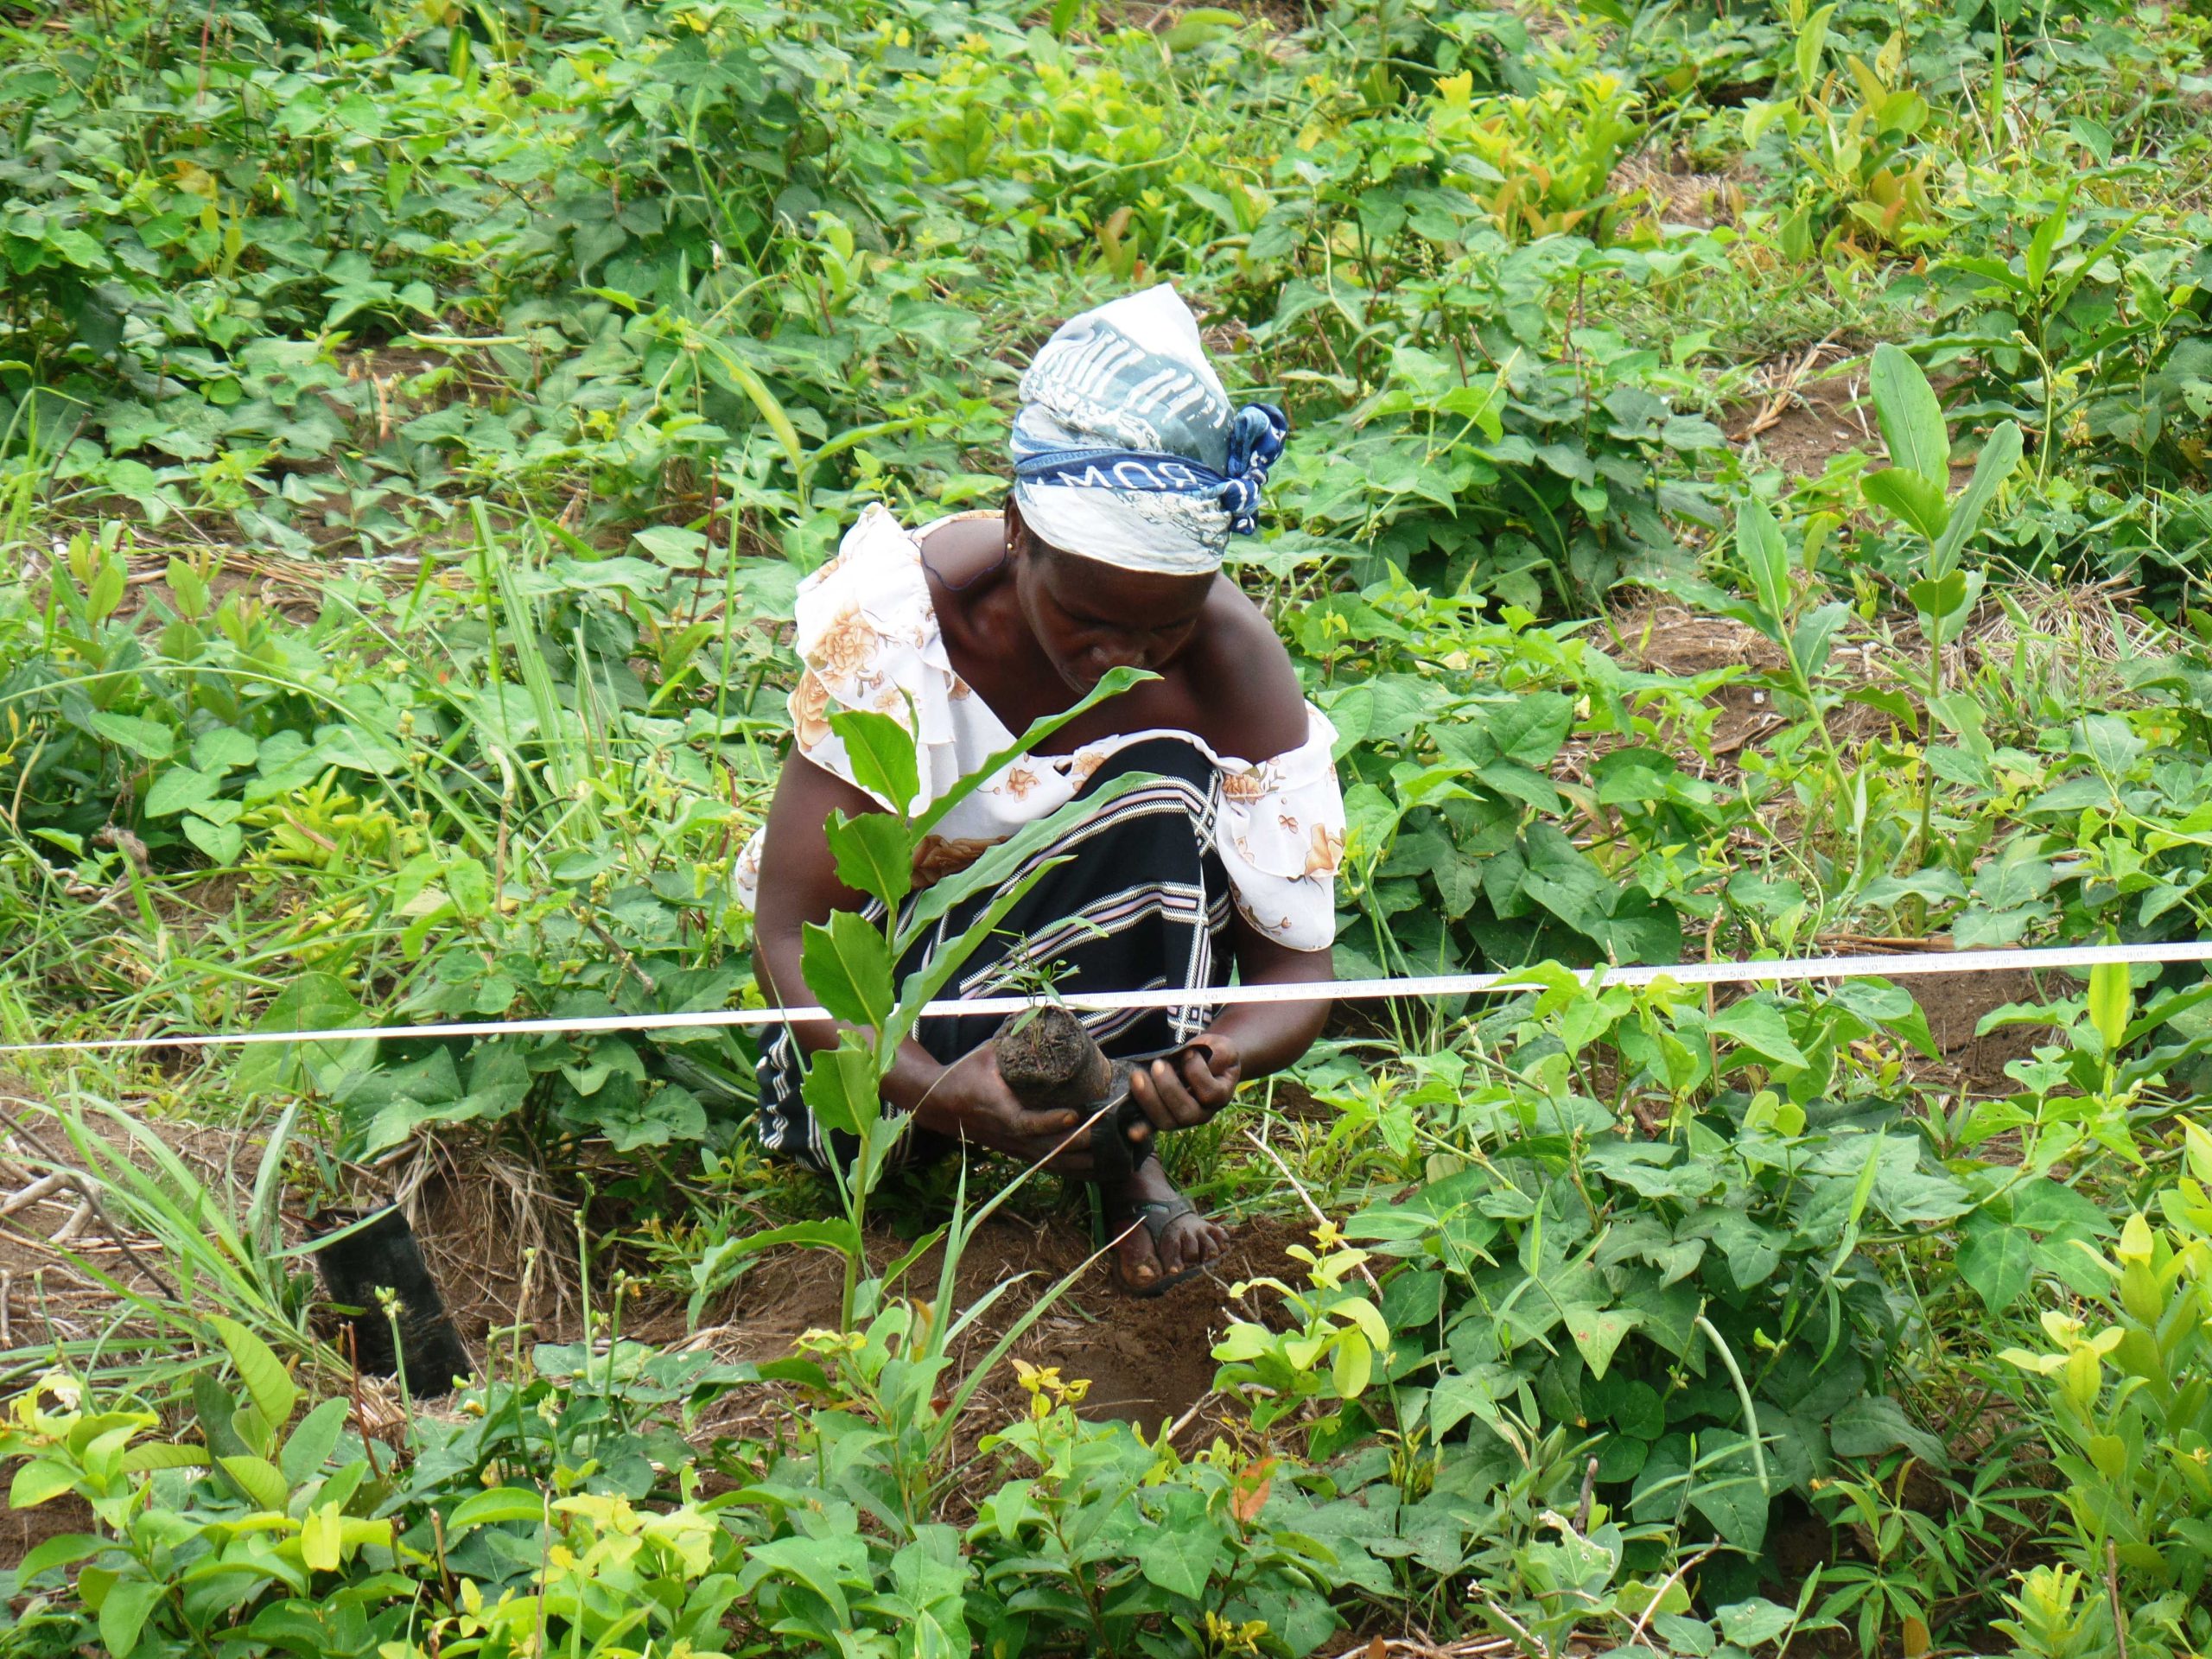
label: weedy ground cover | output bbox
[2,0,2212,1654]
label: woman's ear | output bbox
[1003,498,1027,563]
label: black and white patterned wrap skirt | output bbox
[755,736,1233,1173]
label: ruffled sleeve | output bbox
[1213,707,1345,951]
[779,503,971,813]
[734,505,969,912]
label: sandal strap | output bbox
[1128,1196,1198,1241]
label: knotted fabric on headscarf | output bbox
[1010,284,1287,576]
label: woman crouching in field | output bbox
[737,285,1342,1295]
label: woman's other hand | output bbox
[1127,1033,1243,1135]
[917,1042,1100,1174]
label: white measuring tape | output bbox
[3,940,2207,1057]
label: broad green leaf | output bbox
[98,1579,162,1659]
[1860,467,1949,542]
[181,815,245,865]
[1564,1305,1640,1378]
[144,765,219,817]
[829,810,913,908]
[448,1487,550,1533]
[444,855,492,921]
[1719,1597,1798,1649]
[193,1373,249,1463]
[1789,601,1851,683]
[1827,1394,1948,1467]
[734,1535,870,1630]
[2012,1179,2110,1236]
[207,1315,297,1439]
[827,709,921,815]
[1164,4,1242,50]
[1795,3,1835,86]
[18,1532,102,1580]
[2079,712,2145,777]
[1870,343,1950,493]
[279,1396,352,1486]
[89,711,174,760]
[192,727,259,774]
[1484,692,1575,768]
[1929,420,2022,575]
[1956,1212,2034,1313]
[1711,1000,1808,1070]
[121,1442,210,1472]
[1686,1432,1770,1552]
[1138,1510,1225,1599]
[237,971,371,1099]
[1906,572,1970,626]
[800,909,895,1029]
[1617,1577,1694,1622]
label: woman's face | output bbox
[1013,521,1214,695]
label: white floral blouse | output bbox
[734,504,1345,950]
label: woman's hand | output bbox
[1126,1033,1243,1135]
[916,1042,1102,1174]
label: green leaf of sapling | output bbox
[207,1315,297,1442]
[828,810,914,910]
[799,910,896,1030]
[1859,467,1950,543]
[1735,499,1793,633]
[826,709,922,817]
[1869,343,1950,494]
[799,1036,879,1139]
[1929,420,2022,576]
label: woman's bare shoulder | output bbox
[1184,580,1309,760]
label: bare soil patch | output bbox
[0,1089,257,1357]
[1596,605,1794,777]
[1729,354,1872,476]
[702,1207,1309,1430]
[1911,966,2048,1096]
[0,1489,95,1574]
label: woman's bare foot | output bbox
[1101,1157,1230,1294]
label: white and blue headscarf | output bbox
[1010,284,1287,576]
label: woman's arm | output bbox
[1122,585,1338,1132]
[752,748,1096,1169]
[1124,917,1332,1134]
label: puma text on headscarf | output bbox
[1009,284,1288,576]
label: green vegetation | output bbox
[3,0,2212,1654]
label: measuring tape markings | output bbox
[3,940,2208,1057]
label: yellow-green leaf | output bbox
[10,1459,77,1509]
[1331,1328,1373,1397]
[207,1316,296,1440]
[301,1503,342,1573]
[2088,959,2131,1054]
[218,1454,289,1514]
[122,1441,212,1473]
